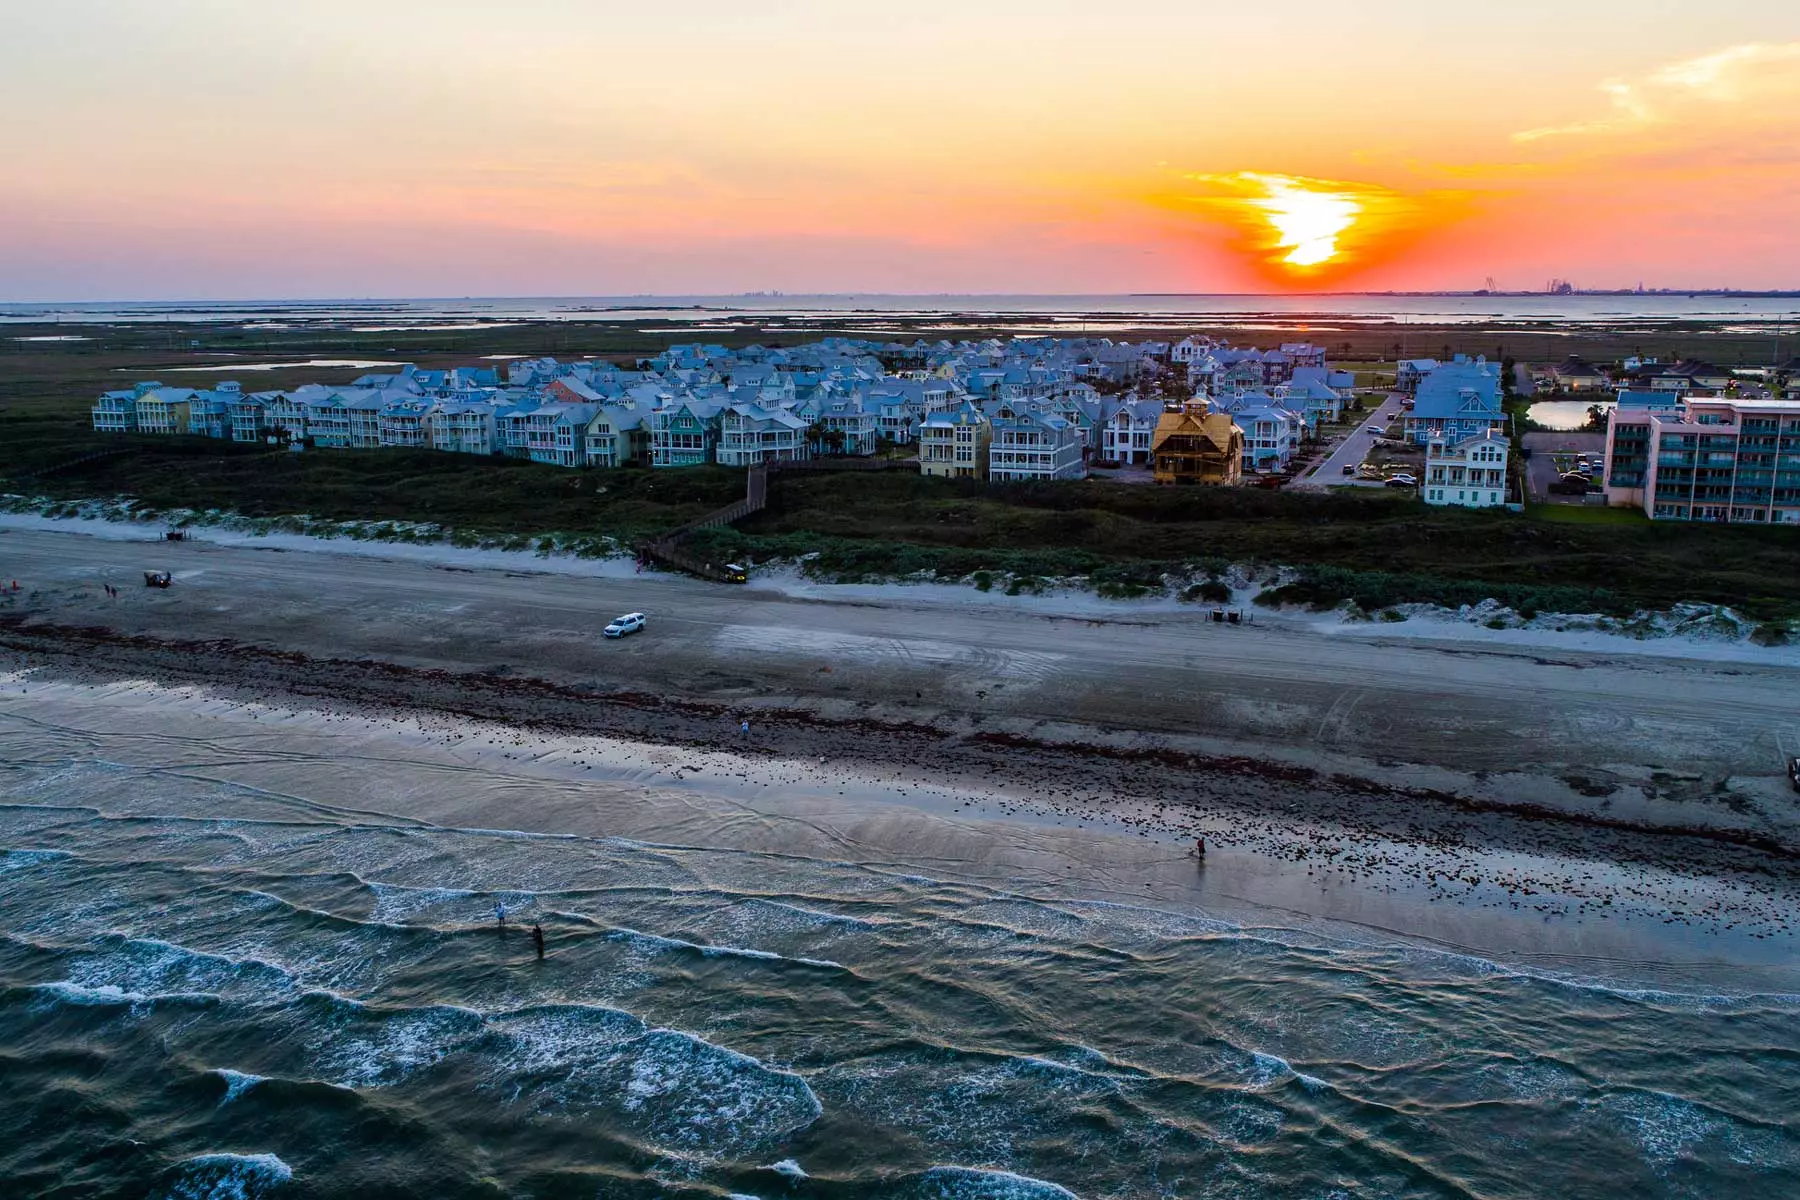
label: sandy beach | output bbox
[3,521,1798,981]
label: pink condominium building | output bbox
[1603,395,1800,524]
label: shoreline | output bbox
[4,616,1797,987]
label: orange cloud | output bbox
[1514,41,1800,143]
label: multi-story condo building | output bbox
[1424,431,1510,508]
[919,401,991,479]
[1604,396,1800,524]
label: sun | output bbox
[1245,177,1363,267]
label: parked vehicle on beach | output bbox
[1789,757,1800,793]
[603,612,646,638]
[143,571,172,588]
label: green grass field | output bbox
[5,324,1799,620]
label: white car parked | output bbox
[603,612,646,638]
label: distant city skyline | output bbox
[3,1,1798,301]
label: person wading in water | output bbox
[531,924,546,959]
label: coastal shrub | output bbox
[973,571,994,592]
[1750,622,1790,646]
[1188,579,1231,604]
[1257,565,1623,618]
[1381,609,1407,622]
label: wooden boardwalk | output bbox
[641,456,915,582]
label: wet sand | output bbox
[2,524,1798,983]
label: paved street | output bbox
[1293,393,1407,489]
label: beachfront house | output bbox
[185,385,236,439]
[987,409,1084,481]
[230,392,270,443]
[1424,431,1510,508]
[134,387,197,436]
[1100,398,1161,465]
[584,404,647,468]
[378,400,434,449]
[1152,401,1243,486]
[430,401,499,456]
[919,400,991,479]
[717,403,810,466]
[91,388,142,433]
[650,400,721,468]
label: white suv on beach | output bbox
[603,613,646,638]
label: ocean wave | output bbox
[616,1028,822,1149]
[155,1151,292,1200]
[608,924,845,971]
[0,847,74,872]
[209,1067,268,1104]
[906,1166,1079,1199]
[26,979,219,1010]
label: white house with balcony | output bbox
[988,410,1085,482]
[429,401,498,455]
[1101,398,1161,465]
[718,403,810,466]
[378,400,434,449]
[1424,431,1510,508]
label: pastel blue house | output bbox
[1403,358,1504,446]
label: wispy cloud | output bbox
[1514,41,1800,142]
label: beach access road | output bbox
[3,524,1799,815]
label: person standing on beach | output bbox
[1194,838,1206,859]
[531,924,545,959]
[740,719,750,736]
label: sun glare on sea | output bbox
[1244,175,1362,268]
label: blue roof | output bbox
[1411,363,1500,420]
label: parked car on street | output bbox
[603,612,647,638]
[1341,463,1356,475]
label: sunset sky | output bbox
[3,0,1798,300]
